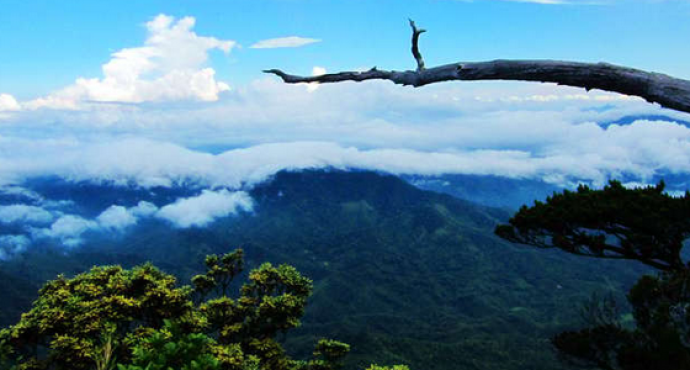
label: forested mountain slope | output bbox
[0,170,648,370]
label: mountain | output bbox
[403,174,562,210]
[601,114,690,128]
[0,170,650,370]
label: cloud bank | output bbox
[2,13,687,184]
[4,122,689,257]
[1,126,690,192]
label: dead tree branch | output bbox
[409,19,426,71]
[264,21,690,115]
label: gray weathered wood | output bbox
[264,21,690,115]
[409,19,426,71]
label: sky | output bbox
[1,0,690,190]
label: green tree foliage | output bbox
[496,180,690,369]
[194,249,315,370]
[0,263,193,370]
[117,320,220,370]
[0,249,402,370]
[364,366,410,370]
[307,339,350,370]
[495,180,690,271]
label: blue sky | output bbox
[2,0,690,97]
[1,0,690,192]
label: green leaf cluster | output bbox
[117,320,219,370]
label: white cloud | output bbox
[312,67,327,76]
[26,14,234,109]
[307,66,327,92]
[2,129,690,192]
[130,201,159,217]
[0,94,20,111]
[96,201,158,230]
[1,75,690,190]
[97,205,138,230]
[1,69,683,154]
[0,189,245,251]
[2,113,690,252]
[37,215,98,246]
[0,205,54,224]
[157,189,253,228]
[250,36,320,49]
[15,201,157,249]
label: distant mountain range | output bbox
[601,114,690,128]
[0,170,652,370]
[403,174,562,210]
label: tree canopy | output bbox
[495,182,690,369]
[0,249,407,370]
[495,180,690,271]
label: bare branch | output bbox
[409,19,426,71]
[264,21,690,115]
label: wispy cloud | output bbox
[250,36,320,49]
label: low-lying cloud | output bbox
[0,205,54,225]
[0,190,253,256]
[35,215,98,247]
[0,117,689,256]
[157,190,253,228]
[1,124,690,191]
[97,205,139,231]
